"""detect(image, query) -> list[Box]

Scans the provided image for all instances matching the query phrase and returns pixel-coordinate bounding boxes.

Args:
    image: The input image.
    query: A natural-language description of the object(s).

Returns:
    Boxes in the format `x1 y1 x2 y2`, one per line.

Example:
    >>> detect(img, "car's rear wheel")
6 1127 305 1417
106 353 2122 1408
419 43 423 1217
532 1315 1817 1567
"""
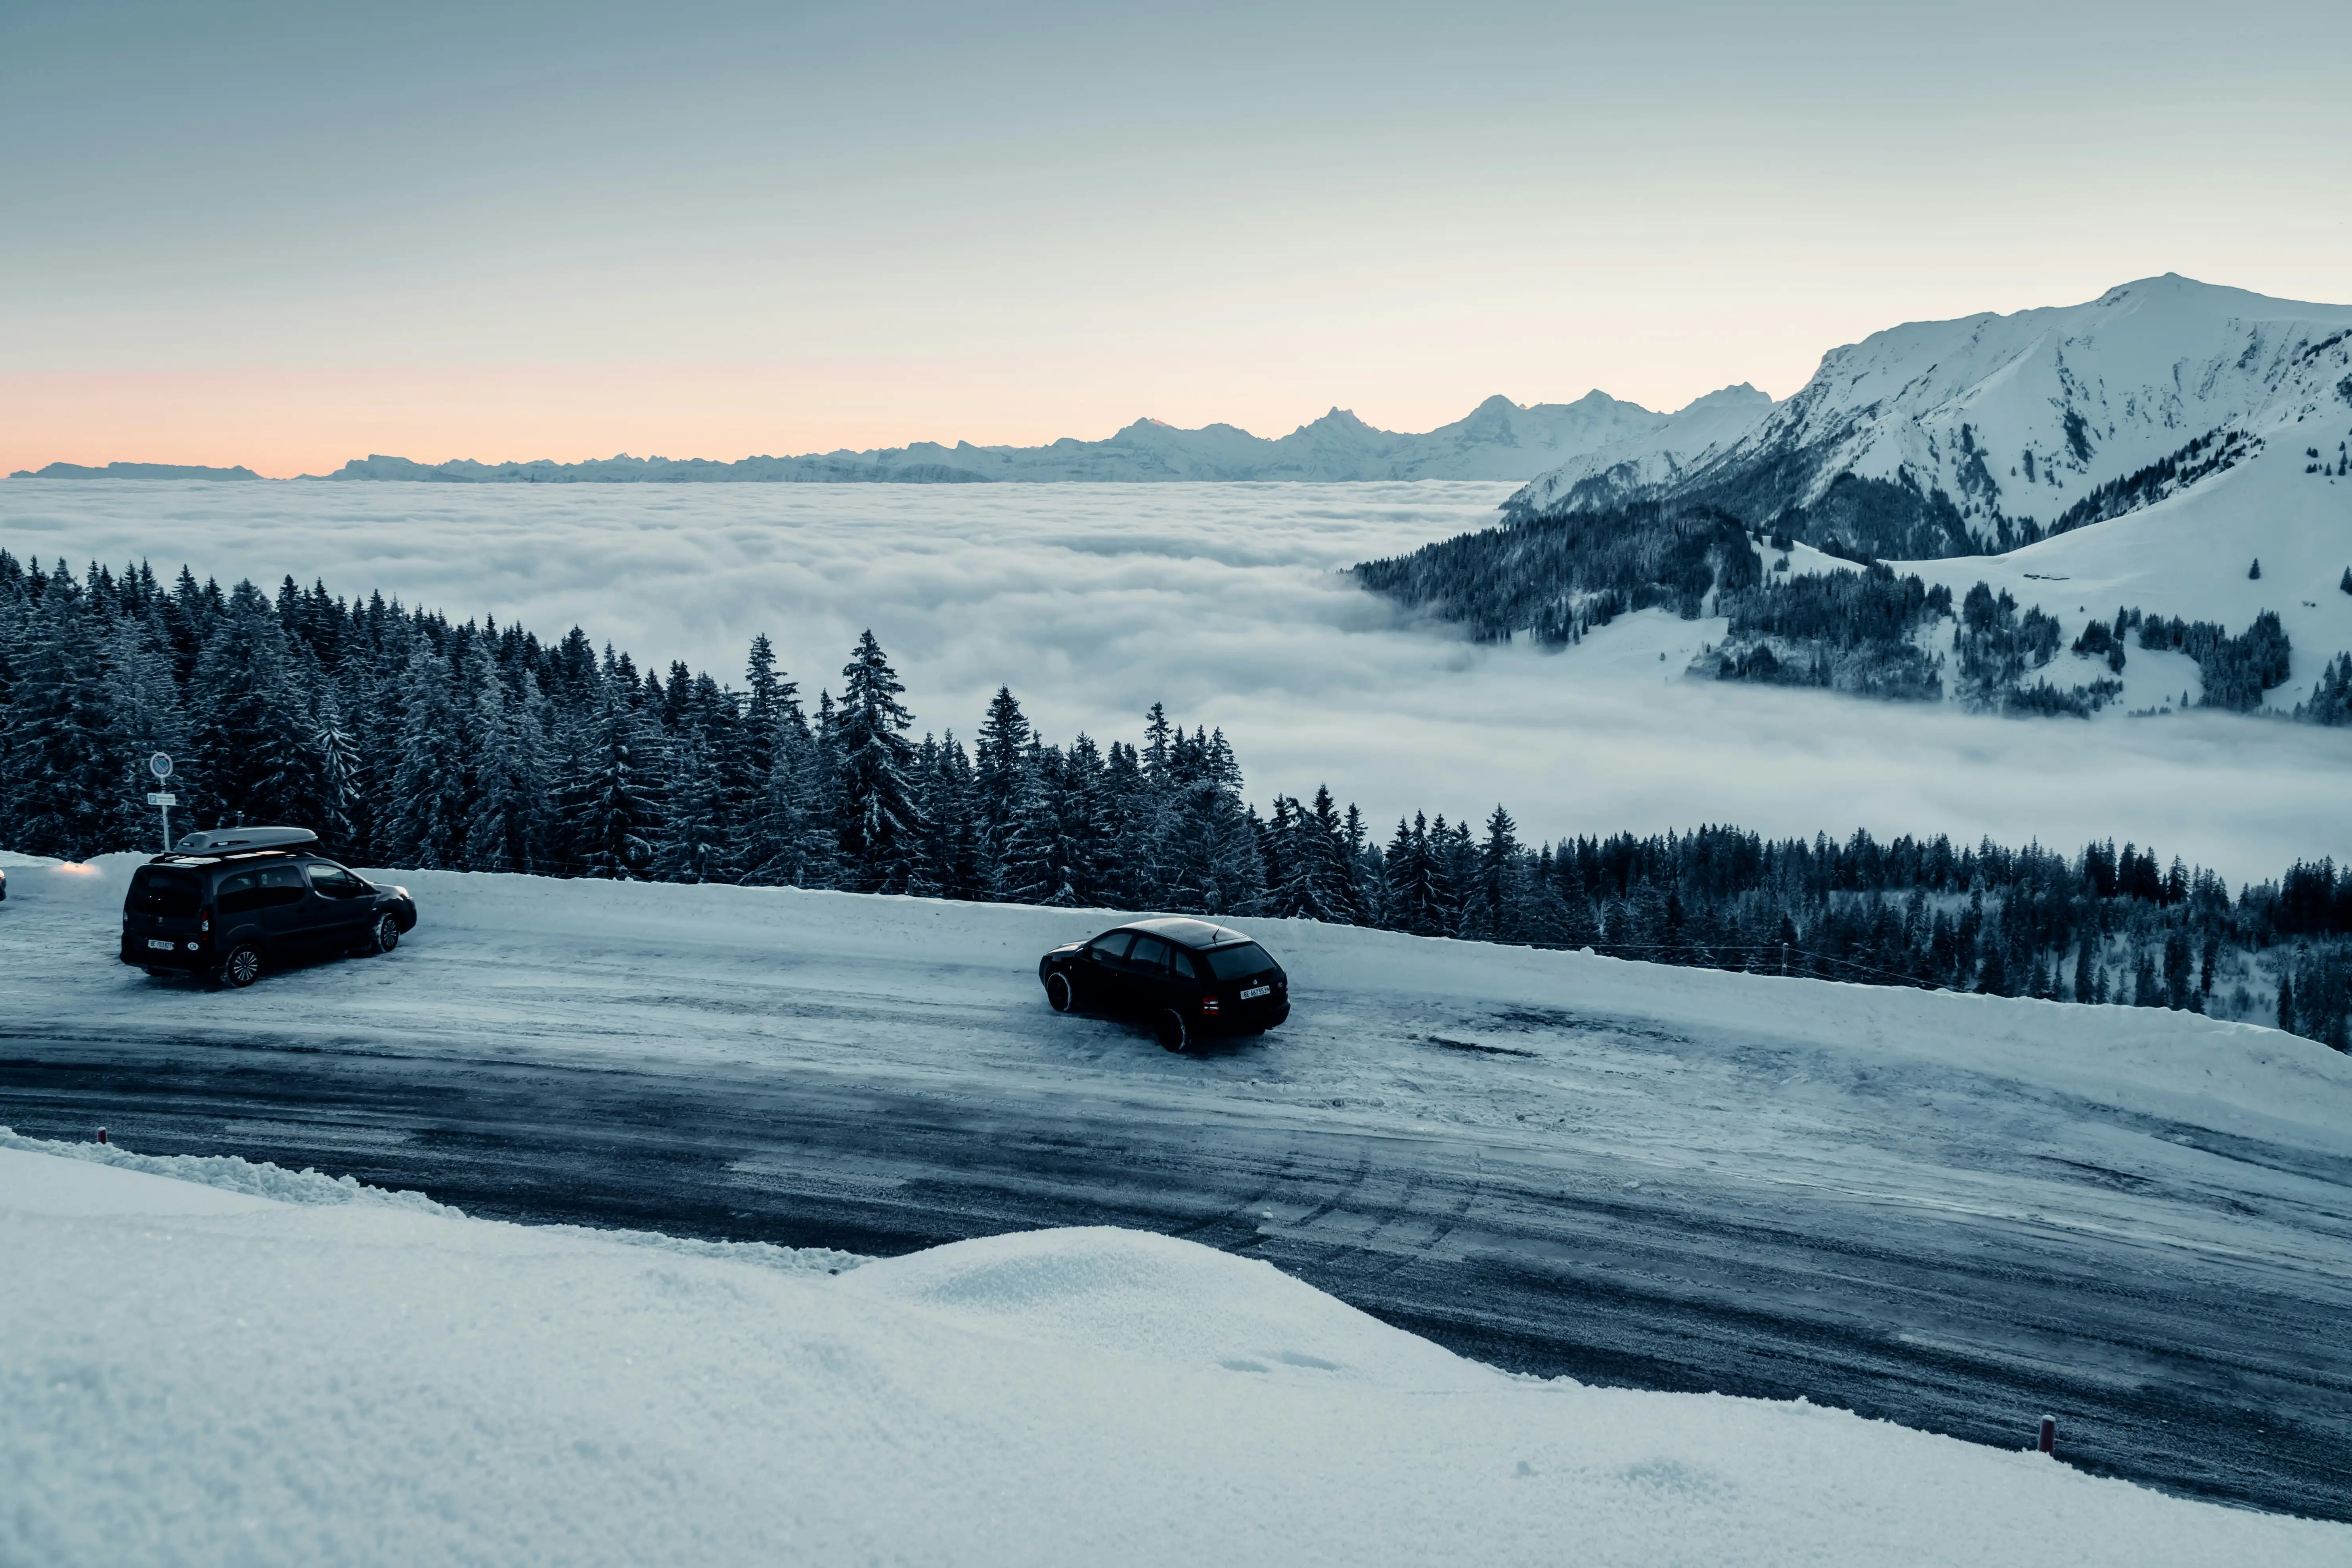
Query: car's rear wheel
1156 1007 1191 1054
1046 971 1076 1013
369 913 401 955
218 943 263 989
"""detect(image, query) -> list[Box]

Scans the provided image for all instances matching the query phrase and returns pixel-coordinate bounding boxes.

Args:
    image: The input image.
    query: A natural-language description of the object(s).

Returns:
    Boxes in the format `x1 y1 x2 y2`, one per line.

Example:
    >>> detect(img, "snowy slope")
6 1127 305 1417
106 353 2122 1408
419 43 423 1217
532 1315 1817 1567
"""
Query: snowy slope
1509 276 2352 555
1503 383 1775 515
298 391 1673 484
7 1142 2347 1568
1889 425 2352 708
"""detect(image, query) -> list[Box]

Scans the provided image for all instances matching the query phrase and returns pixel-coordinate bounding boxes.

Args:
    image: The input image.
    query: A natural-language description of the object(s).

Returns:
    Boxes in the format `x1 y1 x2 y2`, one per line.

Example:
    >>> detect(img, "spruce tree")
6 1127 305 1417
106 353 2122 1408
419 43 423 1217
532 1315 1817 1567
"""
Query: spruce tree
389 649 470 868
973 686 1033 892
653 734 738 883
833 631 924 892
564 690 664 879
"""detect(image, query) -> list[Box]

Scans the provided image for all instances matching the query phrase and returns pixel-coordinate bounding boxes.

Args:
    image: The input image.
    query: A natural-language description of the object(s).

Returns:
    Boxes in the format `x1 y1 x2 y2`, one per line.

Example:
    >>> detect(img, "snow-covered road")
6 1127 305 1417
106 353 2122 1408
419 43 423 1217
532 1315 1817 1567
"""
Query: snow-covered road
5 853 2350 1520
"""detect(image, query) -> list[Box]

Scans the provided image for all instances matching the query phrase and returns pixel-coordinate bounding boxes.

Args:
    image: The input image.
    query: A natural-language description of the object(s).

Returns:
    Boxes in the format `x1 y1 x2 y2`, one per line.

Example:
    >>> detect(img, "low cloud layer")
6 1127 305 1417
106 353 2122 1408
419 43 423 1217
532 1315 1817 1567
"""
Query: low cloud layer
8 479 2348 881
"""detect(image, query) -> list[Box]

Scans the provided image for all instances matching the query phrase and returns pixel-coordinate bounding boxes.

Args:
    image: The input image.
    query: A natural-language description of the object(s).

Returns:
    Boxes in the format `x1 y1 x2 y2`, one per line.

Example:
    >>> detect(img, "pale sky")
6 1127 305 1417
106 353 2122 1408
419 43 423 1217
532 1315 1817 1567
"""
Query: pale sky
4 0 2347 477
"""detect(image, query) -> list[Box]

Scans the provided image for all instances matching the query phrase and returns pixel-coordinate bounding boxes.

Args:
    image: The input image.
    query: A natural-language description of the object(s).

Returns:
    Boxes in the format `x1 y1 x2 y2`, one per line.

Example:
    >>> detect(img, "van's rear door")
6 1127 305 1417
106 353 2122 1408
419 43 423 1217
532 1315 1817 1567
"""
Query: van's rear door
123 865 203 955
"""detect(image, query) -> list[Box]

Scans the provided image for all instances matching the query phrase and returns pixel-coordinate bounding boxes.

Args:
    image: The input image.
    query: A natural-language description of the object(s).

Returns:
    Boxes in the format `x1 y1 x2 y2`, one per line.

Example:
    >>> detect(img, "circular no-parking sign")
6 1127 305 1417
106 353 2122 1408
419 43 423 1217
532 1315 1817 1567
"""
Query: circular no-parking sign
149 753 172 779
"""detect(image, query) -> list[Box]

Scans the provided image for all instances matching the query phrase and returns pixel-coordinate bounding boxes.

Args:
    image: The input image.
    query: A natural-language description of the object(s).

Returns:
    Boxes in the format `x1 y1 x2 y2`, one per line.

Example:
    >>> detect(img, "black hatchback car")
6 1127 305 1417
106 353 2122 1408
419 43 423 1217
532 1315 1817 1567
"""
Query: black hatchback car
1039 917 1289 1052
120 827 418 988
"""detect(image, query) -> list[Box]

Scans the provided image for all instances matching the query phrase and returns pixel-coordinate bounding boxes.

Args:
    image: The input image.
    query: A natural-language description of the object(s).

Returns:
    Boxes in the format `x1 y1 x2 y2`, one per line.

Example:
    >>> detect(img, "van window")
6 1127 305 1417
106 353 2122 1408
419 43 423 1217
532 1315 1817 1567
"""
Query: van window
304 863 364 900
1204 942 1274 980
126 866 201 917
216 870 266 916
261 865 308 905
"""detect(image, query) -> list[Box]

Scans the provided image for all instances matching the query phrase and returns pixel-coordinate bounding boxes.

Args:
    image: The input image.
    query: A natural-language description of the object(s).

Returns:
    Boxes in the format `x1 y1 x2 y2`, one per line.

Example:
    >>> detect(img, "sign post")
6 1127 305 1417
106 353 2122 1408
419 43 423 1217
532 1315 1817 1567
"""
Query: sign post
147 754 175 852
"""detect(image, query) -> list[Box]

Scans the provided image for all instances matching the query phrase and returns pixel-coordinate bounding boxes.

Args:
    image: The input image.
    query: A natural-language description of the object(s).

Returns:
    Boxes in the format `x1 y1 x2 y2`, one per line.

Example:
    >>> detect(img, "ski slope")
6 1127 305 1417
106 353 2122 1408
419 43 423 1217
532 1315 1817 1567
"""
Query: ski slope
7 1138 2346 1568
4 851 2351 1527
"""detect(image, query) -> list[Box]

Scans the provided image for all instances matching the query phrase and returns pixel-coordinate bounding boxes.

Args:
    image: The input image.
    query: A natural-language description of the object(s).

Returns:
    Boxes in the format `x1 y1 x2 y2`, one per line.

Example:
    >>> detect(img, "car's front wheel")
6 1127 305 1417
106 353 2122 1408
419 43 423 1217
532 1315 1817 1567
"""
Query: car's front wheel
217 943 263 989
1155 1007 1191 1054
368 913 401 955
1046 971 1076 1013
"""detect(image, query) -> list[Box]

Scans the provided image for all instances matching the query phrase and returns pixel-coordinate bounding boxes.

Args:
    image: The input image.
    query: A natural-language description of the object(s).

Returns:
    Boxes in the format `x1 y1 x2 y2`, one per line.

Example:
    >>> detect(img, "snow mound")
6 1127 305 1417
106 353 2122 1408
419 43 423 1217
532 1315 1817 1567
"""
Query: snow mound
845 1225 1478 1384
0 1144 277 1216
0 1124 457 1213
4 1144 2345 1566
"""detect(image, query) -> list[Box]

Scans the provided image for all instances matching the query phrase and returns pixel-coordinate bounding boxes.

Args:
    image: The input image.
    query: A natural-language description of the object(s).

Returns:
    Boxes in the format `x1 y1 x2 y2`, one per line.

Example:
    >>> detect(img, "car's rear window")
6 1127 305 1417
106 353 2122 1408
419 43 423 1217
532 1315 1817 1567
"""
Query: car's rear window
126 866 201 917
1204 942 1275 980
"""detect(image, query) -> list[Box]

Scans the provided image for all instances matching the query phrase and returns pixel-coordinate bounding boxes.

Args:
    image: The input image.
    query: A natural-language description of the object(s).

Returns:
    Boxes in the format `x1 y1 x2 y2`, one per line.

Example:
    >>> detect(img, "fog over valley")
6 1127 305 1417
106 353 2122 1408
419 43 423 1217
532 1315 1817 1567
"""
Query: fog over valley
9 477 2346 882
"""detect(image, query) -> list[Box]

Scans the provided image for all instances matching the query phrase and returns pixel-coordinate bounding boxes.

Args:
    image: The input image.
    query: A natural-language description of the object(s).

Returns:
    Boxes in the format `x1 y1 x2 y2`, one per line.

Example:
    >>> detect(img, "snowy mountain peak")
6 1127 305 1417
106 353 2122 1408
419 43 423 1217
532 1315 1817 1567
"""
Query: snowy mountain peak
1506 278 2352 559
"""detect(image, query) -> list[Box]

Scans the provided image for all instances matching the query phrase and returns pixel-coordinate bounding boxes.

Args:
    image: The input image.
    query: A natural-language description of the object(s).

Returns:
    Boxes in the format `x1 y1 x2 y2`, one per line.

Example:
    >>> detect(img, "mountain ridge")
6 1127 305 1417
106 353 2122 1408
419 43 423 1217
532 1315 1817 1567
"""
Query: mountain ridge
1504 274 2352 559
293 389 1697 485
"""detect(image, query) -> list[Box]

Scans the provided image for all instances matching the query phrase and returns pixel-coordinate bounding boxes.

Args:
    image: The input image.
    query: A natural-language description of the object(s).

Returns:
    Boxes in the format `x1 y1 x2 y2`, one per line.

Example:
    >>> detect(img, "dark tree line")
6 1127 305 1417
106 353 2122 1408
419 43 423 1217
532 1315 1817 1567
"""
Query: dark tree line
1354 505 1760 647
2 551 2346 1051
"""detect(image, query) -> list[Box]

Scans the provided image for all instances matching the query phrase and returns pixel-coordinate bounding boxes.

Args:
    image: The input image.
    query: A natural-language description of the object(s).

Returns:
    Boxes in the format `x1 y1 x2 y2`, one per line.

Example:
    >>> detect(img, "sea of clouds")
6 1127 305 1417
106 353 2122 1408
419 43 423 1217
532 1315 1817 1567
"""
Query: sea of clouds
6 478 2348 881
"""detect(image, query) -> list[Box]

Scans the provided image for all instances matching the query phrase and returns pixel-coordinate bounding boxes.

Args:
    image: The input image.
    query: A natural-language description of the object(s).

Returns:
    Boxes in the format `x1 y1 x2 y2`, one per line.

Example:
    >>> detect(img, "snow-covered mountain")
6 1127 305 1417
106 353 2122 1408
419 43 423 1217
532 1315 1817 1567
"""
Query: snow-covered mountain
304 391 1676 484
1500 383 1775 516
1506 276 2352 561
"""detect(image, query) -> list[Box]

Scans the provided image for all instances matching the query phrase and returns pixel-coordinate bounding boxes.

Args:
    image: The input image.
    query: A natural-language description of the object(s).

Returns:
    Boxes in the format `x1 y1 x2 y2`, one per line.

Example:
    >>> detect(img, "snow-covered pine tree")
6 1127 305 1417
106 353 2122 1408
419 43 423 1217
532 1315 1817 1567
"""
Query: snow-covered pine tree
1475 804 1522 942
388 649 470 869
0 567 128 858
563 689 664 879
653 733 738 883
972 685 1032 894
312 685 363 850
833 631 924 892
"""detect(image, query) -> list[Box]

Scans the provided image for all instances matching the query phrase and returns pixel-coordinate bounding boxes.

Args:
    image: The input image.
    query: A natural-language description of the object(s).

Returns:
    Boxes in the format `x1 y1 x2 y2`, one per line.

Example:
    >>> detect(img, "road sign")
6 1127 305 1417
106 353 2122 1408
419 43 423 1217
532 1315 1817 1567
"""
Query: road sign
149 753 172 779
147 792 178 806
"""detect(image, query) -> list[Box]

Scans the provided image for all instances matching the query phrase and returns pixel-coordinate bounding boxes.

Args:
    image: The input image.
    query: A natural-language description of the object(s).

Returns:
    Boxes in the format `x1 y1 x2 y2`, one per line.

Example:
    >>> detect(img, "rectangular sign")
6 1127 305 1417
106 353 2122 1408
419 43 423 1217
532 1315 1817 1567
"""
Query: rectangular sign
147 792 178 806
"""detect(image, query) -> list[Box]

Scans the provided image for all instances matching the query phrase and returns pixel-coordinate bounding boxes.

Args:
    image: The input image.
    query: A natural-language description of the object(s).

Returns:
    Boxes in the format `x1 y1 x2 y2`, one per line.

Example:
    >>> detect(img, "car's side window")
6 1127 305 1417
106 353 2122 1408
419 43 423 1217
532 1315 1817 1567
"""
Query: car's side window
259 865 307 906
1087 932 1133 963
216 871 264 916
306 863 363 899
1168 949 1198 982
1127 935 1169 974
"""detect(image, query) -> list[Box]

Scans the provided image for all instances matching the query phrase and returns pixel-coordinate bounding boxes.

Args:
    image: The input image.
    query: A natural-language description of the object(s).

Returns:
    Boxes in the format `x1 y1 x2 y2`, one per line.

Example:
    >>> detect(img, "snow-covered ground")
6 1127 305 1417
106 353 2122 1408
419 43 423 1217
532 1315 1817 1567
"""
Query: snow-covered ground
7 1133 2346 1567
6 850 2352 1525
8 479 2351 879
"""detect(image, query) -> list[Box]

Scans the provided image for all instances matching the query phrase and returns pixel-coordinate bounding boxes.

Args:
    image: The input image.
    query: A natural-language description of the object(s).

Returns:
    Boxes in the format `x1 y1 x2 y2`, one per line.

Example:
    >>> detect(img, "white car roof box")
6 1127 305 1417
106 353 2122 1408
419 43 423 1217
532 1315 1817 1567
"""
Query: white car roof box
174 826 320 854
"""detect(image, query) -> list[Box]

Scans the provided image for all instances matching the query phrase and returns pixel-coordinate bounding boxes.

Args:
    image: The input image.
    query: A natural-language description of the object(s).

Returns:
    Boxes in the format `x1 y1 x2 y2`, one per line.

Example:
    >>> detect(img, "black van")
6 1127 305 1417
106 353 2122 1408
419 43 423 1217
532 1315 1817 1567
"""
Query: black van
121 827 418 988
1037 917 1289 1053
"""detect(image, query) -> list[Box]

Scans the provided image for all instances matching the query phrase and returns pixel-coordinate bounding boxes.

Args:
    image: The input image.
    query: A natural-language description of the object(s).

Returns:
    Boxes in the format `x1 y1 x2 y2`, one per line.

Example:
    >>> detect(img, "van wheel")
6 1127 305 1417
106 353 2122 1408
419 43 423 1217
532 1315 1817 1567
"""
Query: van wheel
218 943 264 989
369 913 401 955
1046 971 1076 1013
1156 1007 1191 1054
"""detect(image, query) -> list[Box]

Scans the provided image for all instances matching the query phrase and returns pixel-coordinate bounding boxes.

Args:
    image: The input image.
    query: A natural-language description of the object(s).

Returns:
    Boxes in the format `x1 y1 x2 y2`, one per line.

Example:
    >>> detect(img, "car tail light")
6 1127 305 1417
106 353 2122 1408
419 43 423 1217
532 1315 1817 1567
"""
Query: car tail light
198 904 213 935
1200 996 1221 1015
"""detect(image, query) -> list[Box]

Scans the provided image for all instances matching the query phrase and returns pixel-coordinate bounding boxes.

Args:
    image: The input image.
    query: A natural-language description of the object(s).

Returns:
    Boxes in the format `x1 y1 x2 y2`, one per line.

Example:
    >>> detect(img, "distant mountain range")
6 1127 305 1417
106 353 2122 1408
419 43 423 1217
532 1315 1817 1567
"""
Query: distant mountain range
300 392 1714 484
1503 274 2352 560
8 392 1744 486
10 461 264 481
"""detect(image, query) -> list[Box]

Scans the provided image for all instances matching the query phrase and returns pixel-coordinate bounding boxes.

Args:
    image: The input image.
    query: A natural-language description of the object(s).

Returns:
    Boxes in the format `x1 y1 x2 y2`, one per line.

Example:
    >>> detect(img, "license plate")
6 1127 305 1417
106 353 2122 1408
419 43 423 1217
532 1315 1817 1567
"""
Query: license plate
146 938 175 951
1240 984 1270 1000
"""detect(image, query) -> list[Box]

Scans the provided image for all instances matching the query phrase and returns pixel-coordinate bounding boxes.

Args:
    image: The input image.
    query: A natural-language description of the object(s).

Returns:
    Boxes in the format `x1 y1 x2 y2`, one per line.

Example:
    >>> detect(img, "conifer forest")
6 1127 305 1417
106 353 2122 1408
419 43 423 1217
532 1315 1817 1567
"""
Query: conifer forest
4 550 2348 1049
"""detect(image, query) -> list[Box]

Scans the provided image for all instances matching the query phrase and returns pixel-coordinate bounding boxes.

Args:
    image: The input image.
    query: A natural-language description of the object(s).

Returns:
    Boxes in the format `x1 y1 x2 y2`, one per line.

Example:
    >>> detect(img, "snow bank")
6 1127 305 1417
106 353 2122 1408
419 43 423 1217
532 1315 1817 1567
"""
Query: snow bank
3 1139 2339 1568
